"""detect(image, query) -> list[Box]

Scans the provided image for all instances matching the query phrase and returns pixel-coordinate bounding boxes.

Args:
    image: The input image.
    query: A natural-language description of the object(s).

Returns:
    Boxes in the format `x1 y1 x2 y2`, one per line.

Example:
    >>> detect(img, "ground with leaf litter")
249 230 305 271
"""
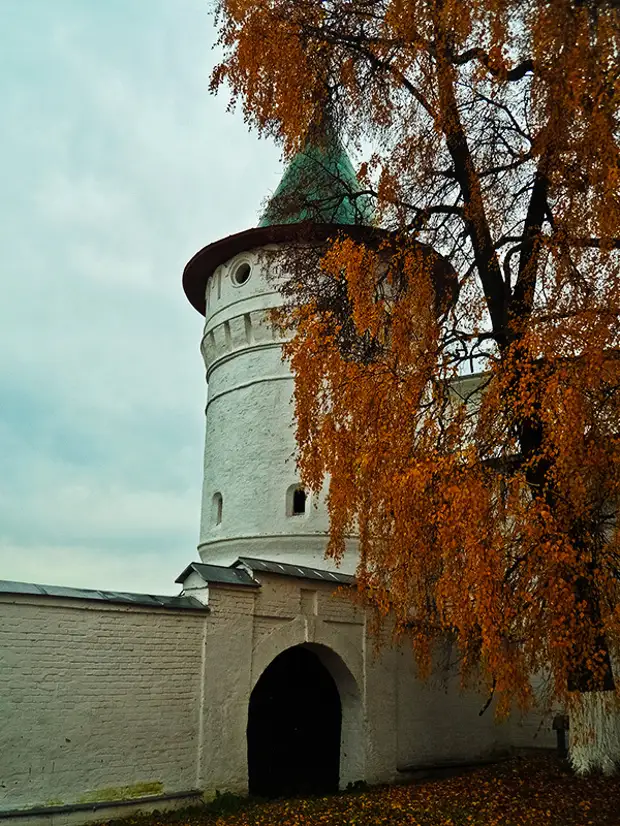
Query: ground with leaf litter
99 755 620 826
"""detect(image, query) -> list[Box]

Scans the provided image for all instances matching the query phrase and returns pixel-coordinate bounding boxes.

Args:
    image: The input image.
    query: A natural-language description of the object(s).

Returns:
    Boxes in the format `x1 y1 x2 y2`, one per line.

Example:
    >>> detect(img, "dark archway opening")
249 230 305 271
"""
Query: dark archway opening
247 645 342 798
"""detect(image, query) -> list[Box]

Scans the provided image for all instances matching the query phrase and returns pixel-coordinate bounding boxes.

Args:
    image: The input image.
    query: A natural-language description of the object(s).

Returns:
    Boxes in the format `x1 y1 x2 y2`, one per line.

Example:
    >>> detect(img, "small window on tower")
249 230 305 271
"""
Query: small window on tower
232 262 251 286
286 484 307 517
293 488 306 515
212 492 223 525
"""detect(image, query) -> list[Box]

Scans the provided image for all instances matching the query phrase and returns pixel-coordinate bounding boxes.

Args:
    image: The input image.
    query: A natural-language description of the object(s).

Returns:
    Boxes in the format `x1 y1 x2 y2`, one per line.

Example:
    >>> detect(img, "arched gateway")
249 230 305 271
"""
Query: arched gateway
247 645 343 797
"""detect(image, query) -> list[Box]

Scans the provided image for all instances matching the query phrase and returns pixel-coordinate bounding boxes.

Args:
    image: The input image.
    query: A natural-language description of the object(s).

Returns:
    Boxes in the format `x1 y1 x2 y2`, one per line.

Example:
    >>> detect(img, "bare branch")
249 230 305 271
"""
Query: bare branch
451 48 534 82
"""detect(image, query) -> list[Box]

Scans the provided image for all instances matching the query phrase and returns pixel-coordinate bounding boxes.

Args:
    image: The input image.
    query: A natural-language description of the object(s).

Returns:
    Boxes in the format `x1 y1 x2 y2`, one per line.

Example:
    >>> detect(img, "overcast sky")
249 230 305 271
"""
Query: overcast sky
0 1 282 594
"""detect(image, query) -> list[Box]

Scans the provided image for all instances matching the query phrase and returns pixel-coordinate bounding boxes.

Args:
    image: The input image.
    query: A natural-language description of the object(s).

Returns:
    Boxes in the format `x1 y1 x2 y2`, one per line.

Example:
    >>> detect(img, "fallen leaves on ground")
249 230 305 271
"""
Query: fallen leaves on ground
101 755 620 826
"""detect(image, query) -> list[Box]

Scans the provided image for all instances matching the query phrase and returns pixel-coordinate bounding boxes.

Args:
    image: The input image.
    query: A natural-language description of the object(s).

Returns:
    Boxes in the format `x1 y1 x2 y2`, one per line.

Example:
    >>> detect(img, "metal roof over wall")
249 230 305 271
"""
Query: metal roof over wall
175 561 259 588
0 580 209 611
236 557 354 585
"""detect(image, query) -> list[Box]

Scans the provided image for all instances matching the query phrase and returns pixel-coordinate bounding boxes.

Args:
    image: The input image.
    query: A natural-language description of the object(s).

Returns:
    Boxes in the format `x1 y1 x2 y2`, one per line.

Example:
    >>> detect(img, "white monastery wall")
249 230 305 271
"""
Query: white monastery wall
0 572 551 825
395 645 510 768
394 649 555 763
0 593 207 825
509 674 557 751
197 585 255 796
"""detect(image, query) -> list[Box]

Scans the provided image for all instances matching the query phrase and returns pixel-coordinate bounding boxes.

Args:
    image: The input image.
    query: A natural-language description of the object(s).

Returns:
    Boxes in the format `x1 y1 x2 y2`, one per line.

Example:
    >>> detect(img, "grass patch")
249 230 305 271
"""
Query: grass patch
98 754 620 826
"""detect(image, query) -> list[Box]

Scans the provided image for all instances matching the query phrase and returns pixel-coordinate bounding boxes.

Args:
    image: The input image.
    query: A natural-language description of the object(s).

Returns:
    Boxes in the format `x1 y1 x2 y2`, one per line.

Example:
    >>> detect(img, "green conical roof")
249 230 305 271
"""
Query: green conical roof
259 126 373 227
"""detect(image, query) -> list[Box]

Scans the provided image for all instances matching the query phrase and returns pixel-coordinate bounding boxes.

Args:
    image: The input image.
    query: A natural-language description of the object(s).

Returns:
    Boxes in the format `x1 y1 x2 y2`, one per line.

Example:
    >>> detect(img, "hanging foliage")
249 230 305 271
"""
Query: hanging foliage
211 0 620 770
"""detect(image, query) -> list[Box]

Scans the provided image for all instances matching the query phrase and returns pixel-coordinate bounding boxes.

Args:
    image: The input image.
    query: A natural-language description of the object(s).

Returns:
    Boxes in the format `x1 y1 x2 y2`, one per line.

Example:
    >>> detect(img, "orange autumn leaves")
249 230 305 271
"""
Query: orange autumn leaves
212 0 620 714
278 234 620 713
271 228 620 712
212 0 620 230
99 755 620 826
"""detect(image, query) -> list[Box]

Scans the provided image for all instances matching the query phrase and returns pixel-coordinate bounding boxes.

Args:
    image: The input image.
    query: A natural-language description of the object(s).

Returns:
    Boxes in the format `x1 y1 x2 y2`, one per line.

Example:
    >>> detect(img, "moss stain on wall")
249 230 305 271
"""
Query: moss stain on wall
77 781 164 804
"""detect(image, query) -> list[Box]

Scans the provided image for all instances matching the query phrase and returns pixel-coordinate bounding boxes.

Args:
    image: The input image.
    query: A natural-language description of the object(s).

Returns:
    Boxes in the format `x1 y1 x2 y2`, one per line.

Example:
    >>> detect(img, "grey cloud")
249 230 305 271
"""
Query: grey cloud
0 0 282 593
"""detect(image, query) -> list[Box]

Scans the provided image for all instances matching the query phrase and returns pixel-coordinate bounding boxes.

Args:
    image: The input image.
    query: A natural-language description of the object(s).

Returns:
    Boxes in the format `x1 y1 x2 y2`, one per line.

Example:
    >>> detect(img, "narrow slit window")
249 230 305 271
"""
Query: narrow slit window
212 492 223 525
286 484 307 517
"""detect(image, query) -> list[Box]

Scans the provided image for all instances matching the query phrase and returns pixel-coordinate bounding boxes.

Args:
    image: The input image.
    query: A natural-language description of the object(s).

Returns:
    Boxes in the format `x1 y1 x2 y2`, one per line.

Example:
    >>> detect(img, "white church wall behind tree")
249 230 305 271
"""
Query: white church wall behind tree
0 565 548 826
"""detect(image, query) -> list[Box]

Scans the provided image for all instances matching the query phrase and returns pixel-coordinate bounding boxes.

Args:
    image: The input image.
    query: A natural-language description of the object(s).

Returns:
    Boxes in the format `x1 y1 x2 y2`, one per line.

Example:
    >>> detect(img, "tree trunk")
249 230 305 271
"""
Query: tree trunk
567 570 617 774
517 406 618 773
569 690 620 775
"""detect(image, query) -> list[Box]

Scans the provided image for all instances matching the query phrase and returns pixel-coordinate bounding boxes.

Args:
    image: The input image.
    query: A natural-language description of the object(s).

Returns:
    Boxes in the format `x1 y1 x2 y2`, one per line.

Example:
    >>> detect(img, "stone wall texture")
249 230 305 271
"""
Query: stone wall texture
0 577 555 826
0 594 207 824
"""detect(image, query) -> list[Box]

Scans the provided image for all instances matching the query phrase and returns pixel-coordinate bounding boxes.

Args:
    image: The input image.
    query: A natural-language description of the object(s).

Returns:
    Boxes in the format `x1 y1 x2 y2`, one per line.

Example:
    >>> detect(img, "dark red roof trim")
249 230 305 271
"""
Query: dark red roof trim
182 221 458 316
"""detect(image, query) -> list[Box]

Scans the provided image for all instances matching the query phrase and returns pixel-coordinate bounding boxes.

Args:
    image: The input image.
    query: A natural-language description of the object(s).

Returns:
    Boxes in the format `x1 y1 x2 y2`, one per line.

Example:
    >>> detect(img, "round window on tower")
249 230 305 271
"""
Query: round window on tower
231 262 251 287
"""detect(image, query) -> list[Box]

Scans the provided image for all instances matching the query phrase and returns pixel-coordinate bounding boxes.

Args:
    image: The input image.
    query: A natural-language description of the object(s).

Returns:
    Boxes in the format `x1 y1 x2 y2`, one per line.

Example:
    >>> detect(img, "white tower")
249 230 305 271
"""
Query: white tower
182 131 372 573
